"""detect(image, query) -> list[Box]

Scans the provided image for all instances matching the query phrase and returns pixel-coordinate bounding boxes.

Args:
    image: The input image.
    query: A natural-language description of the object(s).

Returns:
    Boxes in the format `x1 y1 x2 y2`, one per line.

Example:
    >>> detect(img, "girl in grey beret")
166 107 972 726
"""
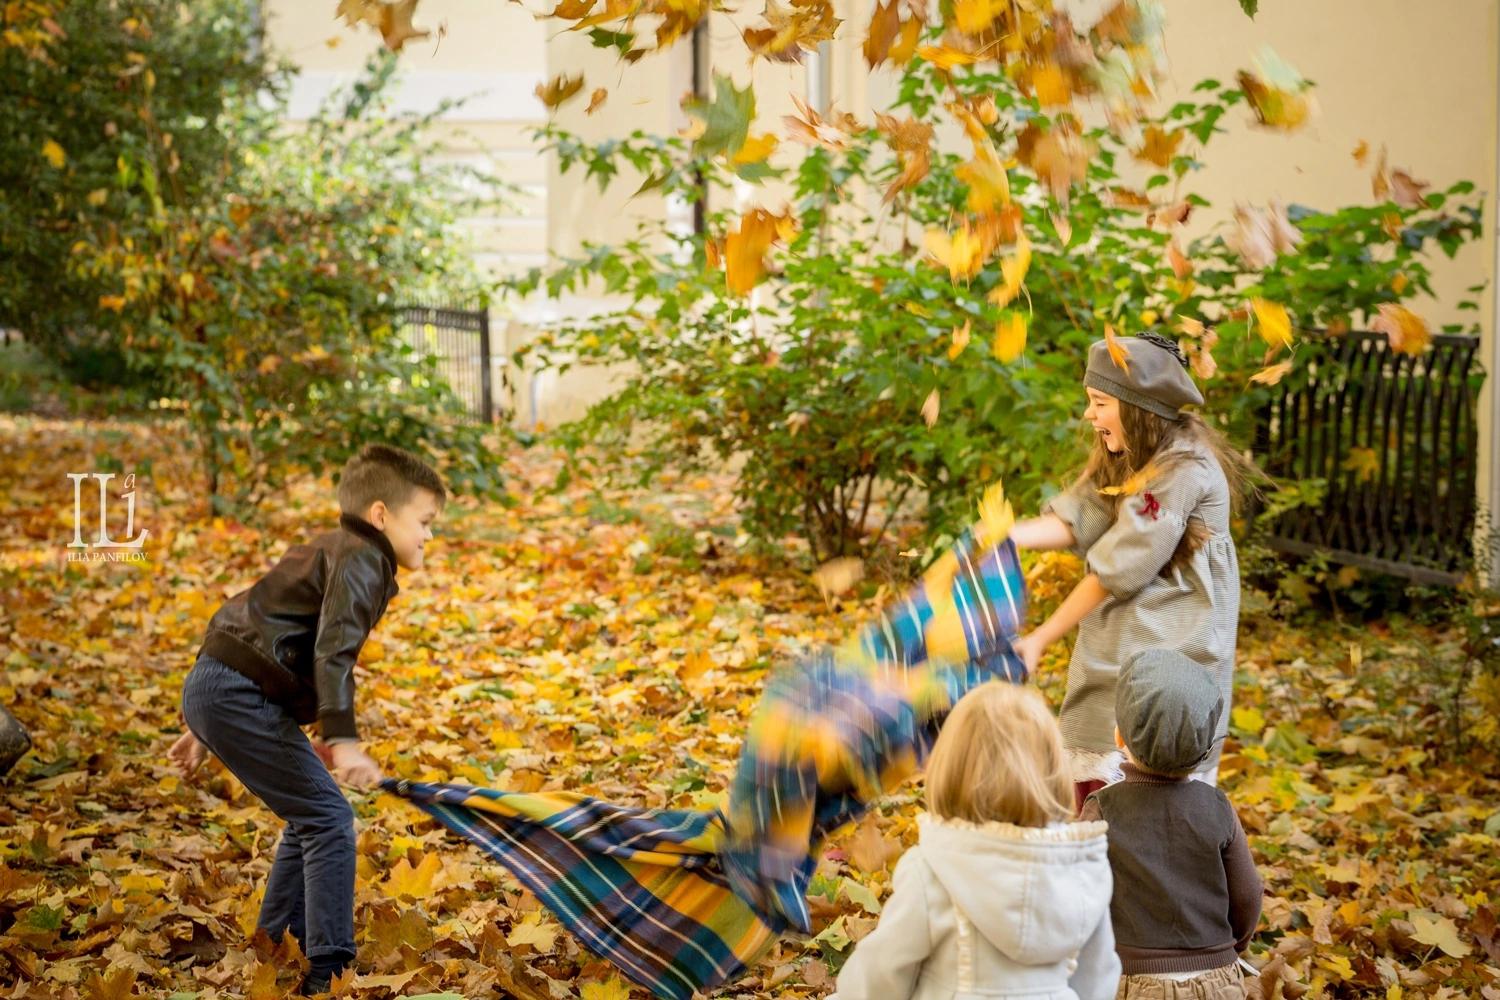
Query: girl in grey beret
1007 332 1259 811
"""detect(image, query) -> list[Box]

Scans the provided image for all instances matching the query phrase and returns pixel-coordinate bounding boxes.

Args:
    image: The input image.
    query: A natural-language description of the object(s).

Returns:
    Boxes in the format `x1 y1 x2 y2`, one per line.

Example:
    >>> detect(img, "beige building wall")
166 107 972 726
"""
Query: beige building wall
264 0 1500 526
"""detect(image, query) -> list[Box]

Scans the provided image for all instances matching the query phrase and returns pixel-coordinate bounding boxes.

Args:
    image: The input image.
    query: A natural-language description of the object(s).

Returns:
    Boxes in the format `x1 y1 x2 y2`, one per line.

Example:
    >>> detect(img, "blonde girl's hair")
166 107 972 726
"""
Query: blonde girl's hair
1079 403 1264 575
925 682 1073 828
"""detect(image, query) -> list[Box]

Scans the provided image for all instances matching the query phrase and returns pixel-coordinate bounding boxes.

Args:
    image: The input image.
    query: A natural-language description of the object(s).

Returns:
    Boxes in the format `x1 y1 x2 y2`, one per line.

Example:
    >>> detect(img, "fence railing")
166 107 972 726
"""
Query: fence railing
396 300 496 424
1252 330 1483 585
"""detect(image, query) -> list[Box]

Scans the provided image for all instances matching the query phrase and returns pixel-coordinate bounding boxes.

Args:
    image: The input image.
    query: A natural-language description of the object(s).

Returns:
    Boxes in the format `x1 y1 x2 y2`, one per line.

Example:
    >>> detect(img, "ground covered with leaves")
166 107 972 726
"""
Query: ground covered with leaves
1 414 1498 999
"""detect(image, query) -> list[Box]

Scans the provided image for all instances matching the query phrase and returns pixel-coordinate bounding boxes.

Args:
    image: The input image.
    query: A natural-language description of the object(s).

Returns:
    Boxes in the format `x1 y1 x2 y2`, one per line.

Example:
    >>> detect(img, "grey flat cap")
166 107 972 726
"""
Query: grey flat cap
1116 649 1224 775
1085 333 1205 421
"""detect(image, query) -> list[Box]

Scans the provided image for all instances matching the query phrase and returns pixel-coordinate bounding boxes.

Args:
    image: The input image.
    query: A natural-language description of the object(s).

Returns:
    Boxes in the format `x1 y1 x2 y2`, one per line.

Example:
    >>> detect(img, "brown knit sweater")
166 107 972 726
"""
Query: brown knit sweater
1080 762 1262 975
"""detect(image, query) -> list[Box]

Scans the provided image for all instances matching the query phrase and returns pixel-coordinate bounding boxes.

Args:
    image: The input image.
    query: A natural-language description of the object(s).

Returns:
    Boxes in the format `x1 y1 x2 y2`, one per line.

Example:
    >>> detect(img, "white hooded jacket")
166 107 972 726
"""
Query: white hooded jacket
833 814 1120 1000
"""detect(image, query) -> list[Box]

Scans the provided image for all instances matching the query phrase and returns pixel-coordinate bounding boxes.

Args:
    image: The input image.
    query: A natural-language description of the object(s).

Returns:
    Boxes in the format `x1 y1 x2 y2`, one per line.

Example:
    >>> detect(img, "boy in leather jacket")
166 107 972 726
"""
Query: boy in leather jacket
167 444 445 995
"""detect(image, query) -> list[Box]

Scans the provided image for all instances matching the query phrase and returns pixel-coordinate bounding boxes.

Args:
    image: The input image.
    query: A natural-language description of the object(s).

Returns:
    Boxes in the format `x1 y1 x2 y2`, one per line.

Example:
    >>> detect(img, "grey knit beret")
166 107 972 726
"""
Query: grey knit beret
1115 649 1224 776
1084 333 1204 421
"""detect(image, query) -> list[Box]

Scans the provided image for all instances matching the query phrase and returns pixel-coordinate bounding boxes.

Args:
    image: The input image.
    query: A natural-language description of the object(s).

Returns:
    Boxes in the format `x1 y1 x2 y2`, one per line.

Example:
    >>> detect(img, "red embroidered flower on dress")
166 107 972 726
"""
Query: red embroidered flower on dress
1139 491 1161 520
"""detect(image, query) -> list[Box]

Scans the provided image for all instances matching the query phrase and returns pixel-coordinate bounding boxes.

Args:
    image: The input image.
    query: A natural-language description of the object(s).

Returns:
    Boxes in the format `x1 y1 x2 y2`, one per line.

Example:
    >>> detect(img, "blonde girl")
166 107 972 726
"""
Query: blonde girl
833 682 1119 1000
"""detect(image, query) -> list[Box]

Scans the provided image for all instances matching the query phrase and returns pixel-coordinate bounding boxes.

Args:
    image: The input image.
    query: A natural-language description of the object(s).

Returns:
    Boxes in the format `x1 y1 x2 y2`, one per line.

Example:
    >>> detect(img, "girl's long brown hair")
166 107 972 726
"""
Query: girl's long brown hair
1078 404 1262 574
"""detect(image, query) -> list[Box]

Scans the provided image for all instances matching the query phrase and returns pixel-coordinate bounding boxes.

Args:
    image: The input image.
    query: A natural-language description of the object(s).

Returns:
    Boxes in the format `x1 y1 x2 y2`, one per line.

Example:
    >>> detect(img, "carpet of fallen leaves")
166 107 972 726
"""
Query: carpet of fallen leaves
1 413 1498 1000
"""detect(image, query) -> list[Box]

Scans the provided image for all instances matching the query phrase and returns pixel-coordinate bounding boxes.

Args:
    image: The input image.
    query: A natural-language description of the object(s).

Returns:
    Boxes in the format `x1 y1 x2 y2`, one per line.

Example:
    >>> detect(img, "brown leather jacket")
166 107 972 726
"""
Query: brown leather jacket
198 514 399 740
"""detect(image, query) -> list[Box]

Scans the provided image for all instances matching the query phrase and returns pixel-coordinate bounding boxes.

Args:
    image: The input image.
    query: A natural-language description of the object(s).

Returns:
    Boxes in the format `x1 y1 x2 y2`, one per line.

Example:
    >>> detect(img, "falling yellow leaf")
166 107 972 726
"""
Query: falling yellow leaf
41 139 66 169
732 133 778 165
952 0 1003 36
917 45 979 70
1104 323 1130 374
976 479 1014 544
1352 140 1369 165
585 88 609 115
1251 298 1293 350
956 147 1010 214
1370 303 1431 356
535 73 586 109
947 319 971 360
86 188 108 207
992 311 1026 363
988 234 1030 307
1166 240 1192 280
1030 64 1071 107
1249 361 1293 386
98 295 127 312
1097 461 1159 497
924 222 986 283
920 389 939 428
1237 48 1315 131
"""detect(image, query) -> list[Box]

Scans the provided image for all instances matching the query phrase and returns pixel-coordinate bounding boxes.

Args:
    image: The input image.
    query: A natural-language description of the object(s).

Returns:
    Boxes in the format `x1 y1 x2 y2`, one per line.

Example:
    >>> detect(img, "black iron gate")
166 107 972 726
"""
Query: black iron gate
1252 330 1483 585
397 300 496 424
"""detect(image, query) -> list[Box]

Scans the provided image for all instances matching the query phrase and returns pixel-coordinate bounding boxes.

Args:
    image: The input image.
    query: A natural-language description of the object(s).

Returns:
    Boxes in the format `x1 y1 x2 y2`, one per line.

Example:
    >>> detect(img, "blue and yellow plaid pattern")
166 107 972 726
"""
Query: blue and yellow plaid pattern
385 493 1027 1000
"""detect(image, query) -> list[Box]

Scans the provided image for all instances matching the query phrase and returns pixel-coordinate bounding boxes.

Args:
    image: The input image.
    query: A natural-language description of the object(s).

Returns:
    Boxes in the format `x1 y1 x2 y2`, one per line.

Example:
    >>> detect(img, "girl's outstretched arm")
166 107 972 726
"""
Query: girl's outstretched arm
1013 574 1111 675
1009 513 1075 551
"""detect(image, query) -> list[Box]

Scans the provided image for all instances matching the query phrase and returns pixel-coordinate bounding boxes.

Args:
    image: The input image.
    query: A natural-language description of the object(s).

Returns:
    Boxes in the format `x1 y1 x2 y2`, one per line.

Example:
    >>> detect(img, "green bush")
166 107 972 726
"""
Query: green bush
511 58 1482 562
3 3 508 514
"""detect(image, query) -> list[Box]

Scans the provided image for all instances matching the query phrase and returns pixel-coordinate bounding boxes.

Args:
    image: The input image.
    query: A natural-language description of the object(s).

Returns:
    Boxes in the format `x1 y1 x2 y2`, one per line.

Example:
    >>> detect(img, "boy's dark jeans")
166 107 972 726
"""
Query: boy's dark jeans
182 654 355 971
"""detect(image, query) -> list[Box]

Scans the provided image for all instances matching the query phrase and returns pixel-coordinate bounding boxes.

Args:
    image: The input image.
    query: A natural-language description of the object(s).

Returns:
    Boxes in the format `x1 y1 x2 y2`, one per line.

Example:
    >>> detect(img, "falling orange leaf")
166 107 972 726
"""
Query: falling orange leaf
1133 125 1183 168
725 208 795 295
1098 461 1159 496
535 72 586 109
1352 140 1369 165
585 88 609 114
1166 240 1193 280
920 389 940 427
1031 64 1071 108
947 320 971 360
1250 361 1293 386
1370 303 1431 356
924 222 987 283
988 234 1031 308
1105 323 1130 375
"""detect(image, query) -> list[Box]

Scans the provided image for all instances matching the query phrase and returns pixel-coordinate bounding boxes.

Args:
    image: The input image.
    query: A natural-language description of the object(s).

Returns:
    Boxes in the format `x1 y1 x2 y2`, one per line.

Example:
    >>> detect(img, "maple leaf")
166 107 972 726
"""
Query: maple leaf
1251 298 1293 350
862 0 900 67
506 910 560 953
1410 911 1471 958
1370 303 1431 356
877 114 934 203
952 0 1003 34
725 207 795 295
535 73 586 110
742 0 840 63
336 0 431 51
82 968 137 1000
917 44 979 71
956 142 1010 214
1030 64 1071 107
581 977 634 1000
1132 125 1183 168
686 73 755 160
1237 48 1315 131
784 94 857 151
1017 121 1092 204
383 851 442 899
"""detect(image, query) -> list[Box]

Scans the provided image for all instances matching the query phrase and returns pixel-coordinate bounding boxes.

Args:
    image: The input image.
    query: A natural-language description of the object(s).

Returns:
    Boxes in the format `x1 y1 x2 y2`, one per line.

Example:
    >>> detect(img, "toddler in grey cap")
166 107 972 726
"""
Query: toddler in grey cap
1080 650 1262 999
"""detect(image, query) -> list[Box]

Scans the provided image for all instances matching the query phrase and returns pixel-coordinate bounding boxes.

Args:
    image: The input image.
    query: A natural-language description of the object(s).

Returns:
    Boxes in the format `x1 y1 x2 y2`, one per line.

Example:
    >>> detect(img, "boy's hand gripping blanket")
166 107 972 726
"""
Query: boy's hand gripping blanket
383 487 1027 1000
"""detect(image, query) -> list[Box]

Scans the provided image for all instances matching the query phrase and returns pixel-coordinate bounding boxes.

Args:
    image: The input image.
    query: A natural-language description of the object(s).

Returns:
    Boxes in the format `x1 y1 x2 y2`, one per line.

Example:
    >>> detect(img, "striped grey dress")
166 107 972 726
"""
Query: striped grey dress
1042 438 1239 782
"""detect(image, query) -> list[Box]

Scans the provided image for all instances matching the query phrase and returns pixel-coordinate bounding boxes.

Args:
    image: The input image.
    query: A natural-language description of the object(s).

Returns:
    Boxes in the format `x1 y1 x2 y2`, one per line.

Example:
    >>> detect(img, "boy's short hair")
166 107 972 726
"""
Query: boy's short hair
337 444 447 516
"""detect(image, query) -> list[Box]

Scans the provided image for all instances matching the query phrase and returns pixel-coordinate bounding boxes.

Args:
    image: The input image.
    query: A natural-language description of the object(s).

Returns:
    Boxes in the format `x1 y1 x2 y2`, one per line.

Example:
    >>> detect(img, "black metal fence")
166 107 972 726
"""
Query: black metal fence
396 301 496 424
1252 330 1483 585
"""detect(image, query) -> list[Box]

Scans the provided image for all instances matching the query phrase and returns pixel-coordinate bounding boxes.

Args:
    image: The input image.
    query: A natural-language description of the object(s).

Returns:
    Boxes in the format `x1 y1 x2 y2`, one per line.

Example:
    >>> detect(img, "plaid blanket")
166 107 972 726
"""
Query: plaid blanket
384 486 1027 1000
